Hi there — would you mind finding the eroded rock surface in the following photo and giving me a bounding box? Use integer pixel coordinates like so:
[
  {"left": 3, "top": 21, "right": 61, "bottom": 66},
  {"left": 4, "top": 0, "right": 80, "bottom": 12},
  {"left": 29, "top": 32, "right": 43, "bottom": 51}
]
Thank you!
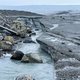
[{"left": 21, "top": 53, "right": 43, "bottom": 63}]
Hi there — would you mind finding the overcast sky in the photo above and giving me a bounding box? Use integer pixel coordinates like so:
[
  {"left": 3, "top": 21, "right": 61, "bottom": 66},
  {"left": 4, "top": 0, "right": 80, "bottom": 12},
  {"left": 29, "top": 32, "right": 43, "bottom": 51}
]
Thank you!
[{"left": 0, "top": 0, "right": 80, "bottom": 5}]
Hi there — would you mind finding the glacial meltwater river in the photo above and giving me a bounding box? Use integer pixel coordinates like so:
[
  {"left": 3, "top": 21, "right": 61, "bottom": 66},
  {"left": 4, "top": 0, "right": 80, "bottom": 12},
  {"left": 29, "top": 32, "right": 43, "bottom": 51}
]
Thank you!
[{"left": 0, "top": 30, "right": 55, "bottom": 80}]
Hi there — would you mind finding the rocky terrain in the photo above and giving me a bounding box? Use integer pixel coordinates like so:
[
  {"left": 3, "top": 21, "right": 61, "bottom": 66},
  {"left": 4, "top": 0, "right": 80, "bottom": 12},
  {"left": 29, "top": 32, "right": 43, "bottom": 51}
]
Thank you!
[
  {"left": 37, "top": 11, "right": 80, "bottom": 80},
  {"left": 1, "top": 10, "right": 80, "bottom": 80},
  {"left": 0, "top": 10, "right": 47, "bottom": 80}
]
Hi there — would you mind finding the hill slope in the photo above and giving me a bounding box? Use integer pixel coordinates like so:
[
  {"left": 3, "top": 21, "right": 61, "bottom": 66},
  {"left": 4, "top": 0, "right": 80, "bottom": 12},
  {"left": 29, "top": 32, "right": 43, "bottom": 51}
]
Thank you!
[{"left": 0, "top": 10, "right": 43, "bottom": 16}]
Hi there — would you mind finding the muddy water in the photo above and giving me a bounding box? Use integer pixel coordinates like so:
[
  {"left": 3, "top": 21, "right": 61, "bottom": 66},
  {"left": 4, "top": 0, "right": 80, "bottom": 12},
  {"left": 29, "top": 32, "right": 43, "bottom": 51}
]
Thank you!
[{"left": 0, "top": 30, "right": 55, "bottom": 80}]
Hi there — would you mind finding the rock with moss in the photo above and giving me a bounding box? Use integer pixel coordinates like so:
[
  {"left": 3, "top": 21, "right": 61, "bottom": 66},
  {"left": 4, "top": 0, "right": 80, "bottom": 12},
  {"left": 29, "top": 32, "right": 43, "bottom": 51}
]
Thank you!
[
  {"left": 11, "top": 19, "right": 28, "bottom": 37},
  {"left": 4, "top": 36, "right": 14, "bottom": 44},
  {"left": 0, "top": 41, "right": 12, "bottom": 51}
]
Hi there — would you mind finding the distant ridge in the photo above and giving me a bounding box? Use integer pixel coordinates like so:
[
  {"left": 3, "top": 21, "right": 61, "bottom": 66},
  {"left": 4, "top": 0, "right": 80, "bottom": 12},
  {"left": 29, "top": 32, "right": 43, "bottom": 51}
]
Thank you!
[{"left": 0, "top": 10, "right": 43, "bottom": 16}]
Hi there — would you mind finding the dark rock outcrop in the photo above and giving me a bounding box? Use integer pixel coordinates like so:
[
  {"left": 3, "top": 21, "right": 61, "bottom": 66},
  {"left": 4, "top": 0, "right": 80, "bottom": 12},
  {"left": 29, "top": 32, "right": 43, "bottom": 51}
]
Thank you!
[
  {"left": 21, "top": 54, "right": 29, "bottom": 63},
  {"left": 11, "top": 51, "right": 24, "bottom": 60}
]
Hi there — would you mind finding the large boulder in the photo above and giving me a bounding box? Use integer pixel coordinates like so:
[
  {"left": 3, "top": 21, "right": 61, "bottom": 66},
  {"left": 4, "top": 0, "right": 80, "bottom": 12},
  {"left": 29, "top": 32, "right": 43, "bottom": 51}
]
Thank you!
[
  {"left": 21, "top": 53, "right": 43, "bottom": 63},
  {"left": 11, "top": 51, "right": 24, "bottom": 60},
  {"left": 15, "top": 74, "right": 34, "bottom": 80},
  {"left": 4, "top": 36, "right": 14, "bottom": 44},
  {"left": 0, "top": 41, "right": 12, "bottom": 51},
  {"left": 11, "top": 19, "right": 28, "bottom": 38}
]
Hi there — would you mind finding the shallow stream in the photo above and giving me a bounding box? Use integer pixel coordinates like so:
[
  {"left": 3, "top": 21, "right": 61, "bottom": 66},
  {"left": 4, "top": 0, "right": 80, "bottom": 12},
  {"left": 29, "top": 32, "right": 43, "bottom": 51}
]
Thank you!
[{"left": 0, "top": 30, "right": 55, "bottom": 80}]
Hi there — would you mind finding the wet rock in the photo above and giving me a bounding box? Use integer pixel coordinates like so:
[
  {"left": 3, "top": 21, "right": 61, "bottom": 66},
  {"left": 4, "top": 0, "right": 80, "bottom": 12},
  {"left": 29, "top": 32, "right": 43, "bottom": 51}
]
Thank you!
[
  {"left": 0, "top": 41, "right": 12, "bottom": 51},
  {"left": 21, "top": 55, "right": 29, "bottom": 63},
  {"left": 21, "top": 53, "right": 43, "bottom": 63},
  {"left": 19, "top": 30, "right": 27, "bottom": 38},
  {"left": 55, "top": 58, "right": 80, "bottom": 70},
  {"left": 51, "top": 23, "right": 80, "bottom": 38},
  {"left": 15, "top": 74, "right": 34, "bottom": 80},
  {"left": 11, "top": 19, "right": 27, "bottom": 38},
  {"left": 11, "top": 51, "right": 24, "bottom": 60},
  {"left": 56, "top": 67, "right": 80, "bottom": 80},
  {"left": 23, "top": 37, "right": 35, "bottom": 43},
  {"left": 37, "top": 33, "right": 80, "bottom": 61},
  {"left": 4, "top": 36, "right": 14, "bottom": 44}
]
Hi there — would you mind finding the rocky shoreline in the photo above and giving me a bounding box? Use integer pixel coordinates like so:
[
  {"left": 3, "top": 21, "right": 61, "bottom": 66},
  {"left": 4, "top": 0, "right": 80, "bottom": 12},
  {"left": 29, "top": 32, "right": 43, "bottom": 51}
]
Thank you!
[
  {"left": 0, "top": 11, "right": 45, "bottom": 80},
  {"left": 1, "top": 10, "right": 80, "bottom": 80},
  {"left": 37, "top": 11, "right": 80, "bottom": 80},
  {"left": 37, "top": 32, "right": 80, "bottom": 79}
]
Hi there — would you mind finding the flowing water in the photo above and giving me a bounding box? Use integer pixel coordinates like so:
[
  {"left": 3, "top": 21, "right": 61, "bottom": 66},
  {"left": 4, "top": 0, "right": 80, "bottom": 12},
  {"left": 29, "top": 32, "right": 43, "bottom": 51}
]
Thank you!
[{"left": 0, "top": 30, "right": 55, "bottom": 80}]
